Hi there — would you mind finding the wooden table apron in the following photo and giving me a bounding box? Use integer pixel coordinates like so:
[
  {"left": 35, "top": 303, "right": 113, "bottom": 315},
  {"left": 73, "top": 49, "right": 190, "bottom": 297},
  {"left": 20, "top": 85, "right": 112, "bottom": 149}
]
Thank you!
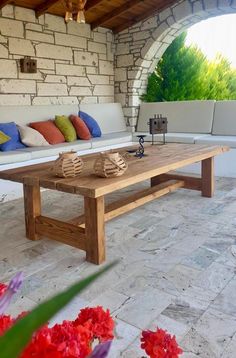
[{"left": 0, "top": 144, "right": 229, "bottom": 265}]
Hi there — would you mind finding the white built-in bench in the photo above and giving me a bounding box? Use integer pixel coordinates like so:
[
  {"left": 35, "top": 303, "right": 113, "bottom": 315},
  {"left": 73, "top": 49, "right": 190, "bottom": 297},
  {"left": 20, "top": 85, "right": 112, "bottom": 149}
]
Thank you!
[
  {"left": 0, "top": 103, "right": 133, "bottom": 201},
  {"left": 135, "top": 100, "right": 236, "bottom": 178}
]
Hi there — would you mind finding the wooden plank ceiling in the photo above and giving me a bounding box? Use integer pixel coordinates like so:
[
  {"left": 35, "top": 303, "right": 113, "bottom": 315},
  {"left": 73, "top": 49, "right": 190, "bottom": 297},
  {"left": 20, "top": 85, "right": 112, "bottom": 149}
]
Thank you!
[{"left": 0, "top": 0, "right": 178, "bottom": 33}]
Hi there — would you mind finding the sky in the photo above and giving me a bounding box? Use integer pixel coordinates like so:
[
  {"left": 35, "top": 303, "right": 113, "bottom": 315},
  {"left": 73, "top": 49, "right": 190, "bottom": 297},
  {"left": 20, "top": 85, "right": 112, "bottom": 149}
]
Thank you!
[{"left": 185, "top": 14, "right": 236, "bottom": 68}]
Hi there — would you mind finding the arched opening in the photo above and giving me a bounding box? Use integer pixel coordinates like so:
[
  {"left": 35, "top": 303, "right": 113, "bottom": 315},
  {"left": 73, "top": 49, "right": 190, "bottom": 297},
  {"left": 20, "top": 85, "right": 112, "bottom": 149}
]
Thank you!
[{"left": 114, "top": 0, "right": 236, "bottom": 128}]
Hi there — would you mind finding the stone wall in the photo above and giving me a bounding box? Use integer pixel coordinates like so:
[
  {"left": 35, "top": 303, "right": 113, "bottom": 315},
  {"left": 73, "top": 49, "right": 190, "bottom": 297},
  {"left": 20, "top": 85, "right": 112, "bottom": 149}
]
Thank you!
[
  {"left": 0, "top": 5, "right": 114, "bottom": 106},
  {"left": 114, "top": 0, "right": 236, "bottom": 128}
]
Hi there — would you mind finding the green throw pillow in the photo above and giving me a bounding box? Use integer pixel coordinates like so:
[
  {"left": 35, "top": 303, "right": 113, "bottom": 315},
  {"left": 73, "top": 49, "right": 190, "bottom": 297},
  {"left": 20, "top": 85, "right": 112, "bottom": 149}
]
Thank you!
[
  {"left": 54, "top": 115, "right": 77, "bottom": 142},
  {"left": 0, "top": 130, "right": 11, "bottom": 145}
]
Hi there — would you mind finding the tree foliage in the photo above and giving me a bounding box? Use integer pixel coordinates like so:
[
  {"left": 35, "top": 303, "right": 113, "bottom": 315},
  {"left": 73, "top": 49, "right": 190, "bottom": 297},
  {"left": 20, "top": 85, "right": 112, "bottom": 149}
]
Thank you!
[{"left": 141, "top": 32, "right": 236, "bottom": 102}]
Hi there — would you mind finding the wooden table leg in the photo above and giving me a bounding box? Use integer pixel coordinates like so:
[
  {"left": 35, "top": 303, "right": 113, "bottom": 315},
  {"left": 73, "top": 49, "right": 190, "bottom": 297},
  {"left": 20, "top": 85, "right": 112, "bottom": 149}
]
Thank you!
[
  {"left": 84, "top": 196, "right": 105, "bottom": 265},
  {"left": 23, "top": 183, "right": 41, "bottom": 240},
  {"left": 202, "top": 157, "right": 214, "bottom": 197}
]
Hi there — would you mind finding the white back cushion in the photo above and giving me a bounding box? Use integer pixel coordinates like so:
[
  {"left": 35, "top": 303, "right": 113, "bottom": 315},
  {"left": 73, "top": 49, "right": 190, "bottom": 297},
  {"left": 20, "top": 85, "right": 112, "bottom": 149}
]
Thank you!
[
  {"left": 137, "top": 101, "right": 215, "bottom": 134},
  {"left": 80, "top": 103, "right": 127, "bottom": 134},
  {"left": 213, "top": 101, "right": 236, "bottom": 135},
  {"left": 0, "top": 105, "right": 79, "bottom": 125}
]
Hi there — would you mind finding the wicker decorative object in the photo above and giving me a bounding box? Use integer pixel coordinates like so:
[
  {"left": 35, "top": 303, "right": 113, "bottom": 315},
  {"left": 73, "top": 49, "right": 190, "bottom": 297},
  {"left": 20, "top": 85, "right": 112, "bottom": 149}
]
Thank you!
[
  {"left": 53, "top": 151, "right": 84, "bottom": 178},
  {"left": 94, "top": 152, "right": 128, "bottom": 178}
]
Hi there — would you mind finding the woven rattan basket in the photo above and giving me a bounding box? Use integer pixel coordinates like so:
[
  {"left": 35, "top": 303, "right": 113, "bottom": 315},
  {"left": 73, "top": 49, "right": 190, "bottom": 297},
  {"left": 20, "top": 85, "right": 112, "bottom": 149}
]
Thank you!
[
  {"left": 53, "top": 151, "right": 84, "bottom": 178},
  {"left": 94, "top": 152, "right": 128, "bottom": 178}
]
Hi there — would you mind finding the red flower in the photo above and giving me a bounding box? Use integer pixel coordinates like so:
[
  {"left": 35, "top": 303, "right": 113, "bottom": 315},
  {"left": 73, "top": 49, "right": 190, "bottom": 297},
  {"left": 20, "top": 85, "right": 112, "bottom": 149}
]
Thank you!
[
  {"left": 141, "top": 328, "right": 183, "bottom": 358},
  {"left": 0, "top": 315, "right": 14, "bottom": 335},
  {"left": 21, "top": 321, "right": 92, "bottom": 358},
  {"left": 0, "top": 283, "right": 7, "bottom": 297},
  {"left": 74, "top": 306, "right": 114, "bottom": 342}
]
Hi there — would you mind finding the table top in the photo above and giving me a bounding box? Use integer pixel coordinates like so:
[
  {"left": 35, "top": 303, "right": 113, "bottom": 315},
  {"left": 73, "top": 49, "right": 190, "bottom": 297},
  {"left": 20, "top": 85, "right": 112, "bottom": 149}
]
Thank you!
[{"left": 0, "top": 144, "right": 229, "bottom": 198}]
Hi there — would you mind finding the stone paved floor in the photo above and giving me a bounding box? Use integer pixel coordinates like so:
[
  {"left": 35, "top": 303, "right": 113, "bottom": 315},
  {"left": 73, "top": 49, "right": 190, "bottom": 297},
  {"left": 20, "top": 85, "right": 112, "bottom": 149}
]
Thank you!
[{"left": 1, "top": 177, "right": 236, "bottom": 357}]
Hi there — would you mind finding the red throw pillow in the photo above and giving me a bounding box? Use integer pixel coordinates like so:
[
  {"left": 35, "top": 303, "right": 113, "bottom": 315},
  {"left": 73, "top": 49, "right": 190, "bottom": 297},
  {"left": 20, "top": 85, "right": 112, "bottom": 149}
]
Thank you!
[
  {"left": 70, "top": 115, "right": 91, "bottom": 140},
  {"left": 30, "top": 120, "right": 65, "bottom": 145}
]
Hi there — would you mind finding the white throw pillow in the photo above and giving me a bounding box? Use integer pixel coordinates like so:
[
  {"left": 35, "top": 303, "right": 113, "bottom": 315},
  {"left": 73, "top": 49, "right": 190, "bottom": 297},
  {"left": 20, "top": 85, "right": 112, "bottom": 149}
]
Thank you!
[{"left": 18, "top": 125, "right": 50, "bottom": 147}]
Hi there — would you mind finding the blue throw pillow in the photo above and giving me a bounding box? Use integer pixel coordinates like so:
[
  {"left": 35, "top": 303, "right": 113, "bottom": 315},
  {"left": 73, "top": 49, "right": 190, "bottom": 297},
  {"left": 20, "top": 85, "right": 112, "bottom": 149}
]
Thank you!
[
  {"left": 0, "top": 122, "right": 26, "bottom": 151},
  {"left": 79, "top": 111, "right": 101, "bottom": 138}
]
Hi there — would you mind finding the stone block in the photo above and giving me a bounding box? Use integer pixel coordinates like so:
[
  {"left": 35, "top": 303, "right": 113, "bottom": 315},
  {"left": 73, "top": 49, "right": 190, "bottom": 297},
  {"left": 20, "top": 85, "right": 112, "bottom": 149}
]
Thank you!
[
  {"left": 37, "top": 58, "right": 55, "bottom": 70},
  {"left": 159, "top": 8, "right": 172, "bottom": 22},
  {"left": 0, "top": 79, "right": 36, "bottom": 94},
  {"left": 115, "top": 68, "right": 127, "bottom": 81},
  {"left": 0, "top": 18, "right": 24, "bottom": 38},
  {"left": 116, "top": 43, "right": 130, "bottom": 55},
  {"left": 0, "top": 44, "right": 8, "bottom": 58},
  {"left": 32, "top": 96, "right": 79, "bottom": 105},
  {"left": 19, "top": 72, "right": 44, "bottom": 80},
  {"left": 74, "top": 51, "right": 98, "bottom": 66},
  {"left": 99, "top": 60, "right": 113, "bottom": 75},
  {"left": 117, "top": 54, "right": 134, "bottom": 67},
  {"left": 0, "top": 59, "right": 17, "bottom": 78},
  {"left": 88, "top": 75, "right": 109, "bottom": 84},
  {"left": 141, "top": 16, "right": 158, "bottom": 30},
  {"left": 152, "top": 22, "right": 170, "bottom": 42},
  {"left": 69, "top": 86, "right": 92, "bottom": 96},
  {"left": 133, "top": 31, "right": 150, "bottom": 42},
  {"left": 15, "top": 7, "right": 36, "bottom": 22},
  {"left": 0, "top": 35, "right": 7, "bottom": 44},
  {"left": 93, "top": 32, "right": 107, "bottom": 43},
  {"left": 172, "top": 1, "right": 192, "bottom": 22},
  {"left": 1, "top": 5, "right": 14, "bottom": 18},
  {"left": 93, "top": 85, "right": 114, "bottom": 96},
  {"left": 56, "top": 63, "right": 84, "bottom": 76},
  {"left": 45, "top": 14, "right": 66, "bottom": 33},
  {"left": 9, "top": 38, "right": 35, "bottom": 56},
  {"left": 0, "top": 94, "right": 31, "bottom": 105},
  {"left": 88, "top": 41, "right": 106, "bottom": 54},
  {"left": 25, "top": 23, "right": 43, "bottom": 32},
  {"left": 98, "top": 96, "right": 114, "bottom": 103},
  {"left": 120, "top": 82, "right": 128, "bottom": 93},
  {"left": 37, "top": 83, "right": 68, "bottom": 96},
  {"left": 86, "top": 67, "right": 98, "bottom": 74},
  {"left": 114, "top": 93, "right": 126, "bottom": 106},
  {"left": 26, "top": 30, "right": 54, "bottom": 44},
  {"left": 80, "top": 96, "right": 98, "bottom": 104},
  {"left": 36, "top": 43, "right": 73, "bottom": 61},
  {"left": 55, "top": 33, "right": 87, "bottom": 49},
  {"left": 67, "top": 76, "right": 91, "bottom": 86},
  {"left": 67, "top": 22, "right": 91, "bottom": 38},
  {"left": 45, "top": 75, "right": 66, "bottom": 83}
]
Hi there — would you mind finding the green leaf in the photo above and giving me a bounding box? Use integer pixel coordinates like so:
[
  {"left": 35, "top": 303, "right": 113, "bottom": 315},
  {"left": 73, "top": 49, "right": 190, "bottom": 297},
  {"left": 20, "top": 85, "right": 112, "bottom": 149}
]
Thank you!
[{"left": 0, "top": 261, "right": 117, "bottom": 358}]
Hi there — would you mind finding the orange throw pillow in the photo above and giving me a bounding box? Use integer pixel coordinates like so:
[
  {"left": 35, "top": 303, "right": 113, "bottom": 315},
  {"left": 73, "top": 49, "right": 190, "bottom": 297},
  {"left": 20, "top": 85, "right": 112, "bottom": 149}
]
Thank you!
[
  {"left": 70, "top": 115, "right": 91, "bottom": 140},
  {"left": 30, "top": 120, "right": 65, "bottom": 145}
]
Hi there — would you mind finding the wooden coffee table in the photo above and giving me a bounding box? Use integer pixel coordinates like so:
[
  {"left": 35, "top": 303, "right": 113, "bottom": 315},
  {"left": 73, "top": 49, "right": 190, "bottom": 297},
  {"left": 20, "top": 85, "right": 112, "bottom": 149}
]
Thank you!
[{"left": 0, "top": 144, "right": 229, "bottom": 265}]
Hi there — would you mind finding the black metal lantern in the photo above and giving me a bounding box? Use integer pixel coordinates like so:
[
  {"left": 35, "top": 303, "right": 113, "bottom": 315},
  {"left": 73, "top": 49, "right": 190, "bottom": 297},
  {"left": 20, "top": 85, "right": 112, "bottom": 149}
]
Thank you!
[{"left": 148, "top": 114, "right": 168, "bottom": 145}]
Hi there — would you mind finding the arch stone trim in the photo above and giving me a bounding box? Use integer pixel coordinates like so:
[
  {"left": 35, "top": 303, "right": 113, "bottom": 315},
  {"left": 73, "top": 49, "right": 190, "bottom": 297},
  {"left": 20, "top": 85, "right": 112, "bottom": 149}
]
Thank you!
[{"left": 114, "top": 0, "right": 236, "bottom": 129}]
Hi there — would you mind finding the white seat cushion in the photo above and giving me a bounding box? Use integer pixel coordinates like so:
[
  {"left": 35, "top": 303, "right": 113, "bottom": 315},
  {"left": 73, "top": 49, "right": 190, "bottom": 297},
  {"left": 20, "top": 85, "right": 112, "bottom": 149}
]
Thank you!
[
  {"left": 137, "top": 101, "right": 215, "bottom": 133},
  {"left": 212, "top": 101, "right": 236, "bottom": 135},
  {"left": 134, "top": 132, "right": 208, "bottom": 144},
  {"left": 80, "top": 103, "right": 127, "bottom": 134},
  {"left": 0, "top": 151, "right": 32, "bottom": 165},
  {"left": 21, "top": 140, "right": 92, "bottom": 159},
  {"left": 92, "top": 132, "right": 132, "bottom": 149},
  {"left": 195, "top": 134, "right": 236, "bottom": 148}
]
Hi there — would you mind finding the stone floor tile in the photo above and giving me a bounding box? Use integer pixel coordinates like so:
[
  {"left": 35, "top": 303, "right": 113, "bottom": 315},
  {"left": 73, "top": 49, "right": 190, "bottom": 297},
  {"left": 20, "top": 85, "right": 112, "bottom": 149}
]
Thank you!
[
  {"left": 115, "top": 287, "right": 174, "bottom": 329},
  {"left": 181, "top": 246, "right": 220, "bottom": 270},
  {"left": 194, "top": 307, "right": 236, "bottom": 356},
  {"left": 180, "top": 327, "right": 217, "bottom": 358}
]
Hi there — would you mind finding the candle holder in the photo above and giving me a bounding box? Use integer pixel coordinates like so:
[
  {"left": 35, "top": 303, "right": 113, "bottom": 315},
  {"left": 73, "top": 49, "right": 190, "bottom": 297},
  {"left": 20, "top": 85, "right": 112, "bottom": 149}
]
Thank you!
[{"left": 135, "top": 135, "right": 146, "bottom": 158}]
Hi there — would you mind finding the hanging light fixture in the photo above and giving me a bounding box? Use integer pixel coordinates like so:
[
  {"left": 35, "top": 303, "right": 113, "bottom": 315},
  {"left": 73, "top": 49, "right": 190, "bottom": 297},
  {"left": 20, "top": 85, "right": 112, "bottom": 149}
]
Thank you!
[
  {"left": 77, "top": 0, "right": 86, "bottom": 24},
  {"left": 65, "top": 0, "right": 73, "bottom": 23}
]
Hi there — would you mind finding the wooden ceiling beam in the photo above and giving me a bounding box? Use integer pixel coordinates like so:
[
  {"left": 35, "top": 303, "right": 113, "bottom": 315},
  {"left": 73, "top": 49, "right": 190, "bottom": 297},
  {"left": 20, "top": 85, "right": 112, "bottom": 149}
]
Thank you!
[
  {"left": 113, "top": 0, "right": 178, "bottom": 33},
  {"left": 0, "top": 0, "right": 11, "bottom": 10},
  {"left": 91, "top": 0, "right": 144, "bottom": 30},
  {"left": 85, "top": 0, "right": 104, "bottom": 11},
  {"left": 35, "top": 0, "right": 60, "bottom": 18}
]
